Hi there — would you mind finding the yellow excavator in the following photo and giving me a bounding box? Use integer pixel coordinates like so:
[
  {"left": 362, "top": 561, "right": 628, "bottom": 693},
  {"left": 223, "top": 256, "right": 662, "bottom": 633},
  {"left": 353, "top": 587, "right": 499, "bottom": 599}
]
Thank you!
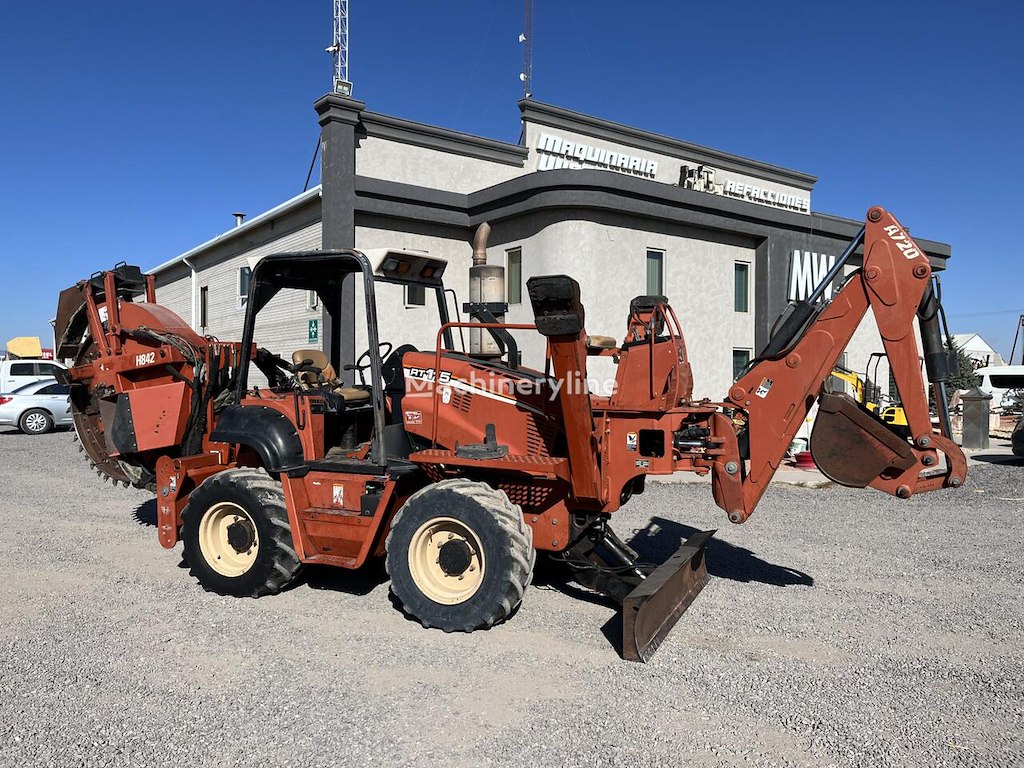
[{"left": 830, "top": 353, "right": 909, "bottom": 428}]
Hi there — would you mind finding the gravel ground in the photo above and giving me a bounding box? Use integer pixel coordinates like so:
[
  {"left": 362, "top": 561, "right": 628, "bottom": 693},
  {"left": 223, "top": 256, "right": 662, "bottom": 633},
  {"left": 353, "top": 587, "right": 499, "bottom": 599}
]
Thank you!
[{"left": 0, "top": 429, "right": 1021, "bottom": 768}]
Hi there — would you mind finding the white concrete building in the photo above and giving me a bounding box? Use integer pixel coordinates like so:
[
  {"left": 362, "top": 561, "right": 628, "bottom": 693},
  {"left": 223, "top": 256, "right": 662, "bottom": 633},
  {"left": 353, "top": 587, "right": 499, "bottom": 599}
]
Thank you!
[{"left": 148, "top": 97, "right": 952, "bottom": 398}]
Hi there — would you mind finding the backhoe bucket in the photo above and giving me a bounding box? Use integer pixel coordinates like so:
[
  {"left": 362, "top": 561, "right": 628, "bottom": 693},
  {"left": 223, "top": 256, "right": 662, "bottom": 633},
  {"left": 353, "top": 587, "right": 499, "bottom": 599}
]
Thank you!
[
  {"left": 811, "top": 392, "right": 916, "bottom": 487},
  {"left": 622, "top": 529, "right": 713, "bottom": 662}
]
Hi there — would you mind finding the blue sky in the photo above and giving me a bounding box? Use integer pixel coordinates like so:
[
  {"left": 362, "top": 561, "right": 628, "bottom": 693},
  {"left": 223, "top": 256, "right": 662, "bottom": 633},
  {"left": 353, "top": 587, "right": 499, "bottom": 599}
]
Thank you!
[{"left": 1, "top": 1, "right": 1021, "bottom": 359}]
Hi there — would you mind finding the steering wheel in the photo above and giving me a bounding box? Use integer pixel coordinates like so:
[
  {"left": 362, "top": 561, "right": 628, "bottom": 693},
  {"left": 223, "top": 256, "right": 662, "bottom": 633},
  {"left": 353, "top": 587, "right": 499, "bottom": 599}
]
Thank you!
[
  {"left": 346, "top": 342, "right": 394, "bottom": 385},
  {"left": 254, "top": 347, "right": 302, "bottom": 389}
]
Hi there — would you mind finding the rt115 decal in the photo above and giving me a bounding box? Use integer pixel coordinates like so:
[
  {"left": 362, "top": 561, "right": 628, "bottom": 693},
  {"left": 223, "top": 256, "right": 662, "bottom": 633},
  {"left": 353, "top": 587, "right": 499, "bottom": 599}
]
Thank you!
[{"left": 404, "top": 366, "right": 452, "bottom": 384}]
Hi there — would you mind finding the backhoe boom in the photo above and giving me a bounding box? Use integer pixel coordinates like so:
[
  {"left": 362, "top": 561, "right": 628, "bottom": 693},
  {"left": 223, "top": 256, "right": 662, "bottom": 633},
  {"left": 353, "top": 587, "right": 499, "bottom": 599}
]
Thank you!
[{"left": 711, "top": 206, "right": 967, "bottom": 522}]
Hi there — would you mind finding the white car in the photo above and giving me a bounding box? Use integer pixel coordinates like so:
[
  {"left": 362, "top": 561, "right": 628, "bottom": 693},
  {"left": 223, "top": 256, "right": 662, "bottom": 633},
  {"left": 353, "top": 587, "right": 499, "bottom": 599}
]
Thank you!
[
  {"left": 0, "top": 359, "right": 67, "bottom": 394},
  {"left": 0, "top": 379, "right": 73, "bottom": 434}
]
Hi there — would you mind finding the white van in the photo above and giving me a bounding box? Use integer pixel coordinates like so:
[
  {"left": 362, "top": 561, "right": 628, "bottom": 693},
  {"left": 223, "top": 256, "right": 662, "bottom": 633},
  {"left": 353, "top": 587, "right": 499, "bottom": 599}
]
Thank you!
[
  {"left": 0, "top": 359, "right": 67, "bottom": 393},
  {"left": 973, "top": 365, "right": 1024, "bottom": 410}
]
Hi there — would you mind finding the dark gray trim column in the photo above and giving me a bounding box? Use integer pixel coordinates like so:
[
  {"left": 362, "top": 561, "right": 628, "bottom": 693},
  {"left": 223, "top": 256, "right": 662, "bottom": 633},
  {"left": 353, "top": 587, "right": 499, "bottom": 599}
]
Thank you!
[
  {"left": 753, "top": 238, "right": 772, "bottom": 354},
  {"left": 315, "top": 93, "right": 364, "bottom": 383}
]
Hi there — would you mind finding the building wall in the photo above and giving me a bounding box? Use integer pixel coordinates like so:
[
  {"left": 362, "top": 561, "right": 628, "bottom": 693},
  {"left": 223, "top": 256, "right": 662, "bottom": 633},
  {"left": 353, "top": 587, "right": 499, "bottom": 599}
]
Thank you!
[
  {"left": 155, "top": 222, "right": 322, "bottom": 387},
  {"left": 149, "top": 201, "right": 934, "bottom": 410},
  {"left": 235, "top": 222, "right": 323, "bottom": 367},
  {"left": 491, "top": 210, "right": 757, "bottom": 398},
  {"left": 353, "top": 219, "right": 473, "bottom": 356},
  {"left": 153, "top": 262, "right": 193, "bottom": 325},
  {"left": 147, "top": 101, "right": 949, "bottom": 423},
  {"left": 357, "top": 137, "right": 524, "bottom": 194}
]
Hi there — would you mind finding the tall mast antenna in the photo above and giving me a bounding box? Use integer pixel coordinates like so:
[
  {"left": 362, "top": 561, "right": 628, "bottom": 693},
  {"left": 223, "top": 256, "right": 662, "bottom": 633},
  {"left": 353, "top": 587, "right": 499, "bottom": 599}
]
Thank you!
[
  {"left": 327, "top": 0, "right": 352, "bottom": 96},
  {"left": 520, "top": 0, "right": 533, "bottom": 98}
]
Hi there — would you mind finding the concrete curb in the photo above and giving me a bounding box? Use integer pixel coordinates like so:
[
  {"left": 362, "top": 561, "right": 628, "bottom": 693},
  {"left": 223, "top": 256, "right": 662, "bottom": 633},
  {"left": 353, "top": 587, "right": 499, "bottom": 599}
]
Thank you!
[{"left": 649, "top": 467, "right": 832, "bottom": 489}]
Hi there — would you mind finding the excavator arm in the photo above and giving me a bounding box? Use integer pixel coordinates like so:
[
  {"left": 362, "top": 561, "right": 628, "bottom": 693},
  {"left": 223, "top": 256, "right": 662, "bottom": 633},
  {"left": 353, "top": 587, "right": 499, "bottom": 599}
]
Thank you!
[{"left": 711, "top": 206, "right": 967, "bottom": 522}]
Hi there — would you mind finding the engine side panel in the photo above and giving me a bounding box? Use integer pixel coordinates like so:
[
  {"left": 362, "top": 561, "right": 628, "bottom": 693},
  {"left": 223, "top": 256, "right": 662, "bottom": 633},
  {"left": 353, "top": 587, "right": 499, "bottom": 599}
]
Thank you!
[{"left": 398, "top": 351, "right": 562, "bottom": 456}]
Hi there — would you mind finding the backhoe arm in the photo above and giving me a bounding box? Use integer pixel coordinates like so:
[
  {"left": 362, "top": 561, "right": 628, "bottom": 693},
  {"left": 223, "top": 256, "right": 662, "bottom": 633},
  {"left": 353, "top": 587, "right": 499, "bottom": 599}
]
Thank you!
[{"left": 711, "top": 206, "right": 967, "bottom": 523}]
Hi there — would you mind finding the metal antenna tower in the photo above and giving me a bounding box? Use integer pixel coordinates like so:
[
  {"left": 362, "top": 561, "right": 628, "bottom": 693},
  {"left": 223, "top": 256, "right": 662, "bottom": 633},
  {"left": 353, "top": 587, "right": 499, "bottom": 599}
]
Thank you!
[
  {"left": 519, "top": 0, "right": 533, "bottom": 98},
  {"left": 327, "top": 0, "right": 352, "bottom": 96}
]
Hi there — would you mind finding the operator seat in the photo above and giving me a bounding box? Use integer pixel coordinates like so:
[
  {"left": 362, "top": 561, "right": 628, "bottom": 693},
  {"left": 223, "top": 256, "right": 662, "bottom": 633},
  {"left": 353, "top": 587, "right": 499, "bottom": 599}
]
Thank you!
[{"left": 291, "top": 349, "right": 370, "bottom": 403}]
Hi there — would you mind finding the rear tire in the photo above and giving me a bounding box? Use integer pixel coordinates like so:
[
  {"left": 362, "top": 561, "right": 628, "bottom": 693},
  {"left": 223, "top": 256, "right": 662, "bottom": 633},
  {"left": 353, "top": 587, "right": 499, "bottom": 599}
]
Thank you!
[
  {"left": 181, "top": 468, "right": 303, "bottom": 597},
  {"left": 386, "top": 478, "right": 534, "bottom": 632},
  {"left": 20, "top": 409, "right": 53, "bottom": 435}
]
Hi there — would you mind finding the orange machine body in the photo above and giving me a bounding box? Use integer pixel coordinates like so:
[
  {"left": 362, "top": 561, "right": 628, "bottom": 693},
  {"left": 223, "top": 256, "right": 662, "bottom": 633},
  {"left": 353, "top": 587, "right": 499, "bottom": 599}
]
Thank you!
[{"left": 60, "top": 209, "right": 966, "bottom": 603}]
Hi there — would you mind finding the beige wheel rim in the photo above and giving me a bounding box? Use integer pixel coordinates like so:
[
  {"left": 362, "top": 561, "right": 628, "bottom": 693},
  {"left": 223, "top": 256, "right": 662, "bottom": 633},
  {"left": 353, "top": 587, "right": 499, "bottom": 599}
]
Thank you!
[
  {"left": 199, "top": 501, "right": 259, "bottom": 577},
  {"left": 408, "top": 517, "right": 485, "bottom": 605}
]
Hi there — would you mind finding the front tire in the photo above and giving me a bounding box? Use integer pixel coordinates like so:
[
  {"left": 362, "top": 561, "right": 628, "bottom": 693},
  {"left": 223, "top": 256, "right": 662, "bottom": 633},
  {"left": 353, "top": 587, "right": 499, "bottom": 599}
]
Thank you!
[
  {"left": 386, "top": 478, "right": 534, "bottom": 632},
  {"left": 181, "top": 468, "right": 303, "bottom": 597},
  {"left": 20, "top": 409, "right": 53, "bottom": 435}
]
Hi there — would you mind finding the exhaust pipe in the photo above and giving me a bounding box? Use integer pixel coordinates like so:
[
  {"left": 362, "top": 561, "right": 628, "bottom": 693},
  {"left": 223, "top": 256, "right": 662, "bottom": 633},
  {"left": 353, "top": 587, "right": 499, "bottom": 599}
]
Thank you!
[
  {"left": 468, "top": 222, "right": 505, "bottom": 357},
  {"left": 472, "top": 221, "right": 491, "bottom": 266}
]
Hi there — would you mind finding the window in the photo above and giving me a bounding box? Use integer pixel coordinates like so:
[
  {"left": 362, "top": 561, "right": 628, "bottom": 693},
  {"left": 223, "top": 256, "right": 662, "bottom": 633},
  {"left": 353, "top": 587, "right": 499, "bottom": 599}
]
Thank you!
[
  {"left": 990, "top": 375, "right": 1024, "bottom": 389},
  {"left": 646, "top": 249, "right": 664, "bottom": 295},
  {"left": 199, "top": 286, "right": 209, "bottom": 329},
  {"left": 238, "top": 267, "right": 251, "bottom": 309},
  {"left": 9, "top": 363, "right": 32, "bottom": 376},
  {"left": 506, "top": 248, "right": 522, "bottom": 304},
  {"left": 37, "top": 363, "right": 57, "bottom": 377},
  {"left": 732, "top": 349, "right": 751, "bottom": 380},
  {"left": 405, "top": 284, "right": 426, "bottom": 307},
  {"left": 38, "top": 383, "right": 69, "bottom": 395},
  {"left": 734, "top": 262, "right": 749, "bottom": 313}
]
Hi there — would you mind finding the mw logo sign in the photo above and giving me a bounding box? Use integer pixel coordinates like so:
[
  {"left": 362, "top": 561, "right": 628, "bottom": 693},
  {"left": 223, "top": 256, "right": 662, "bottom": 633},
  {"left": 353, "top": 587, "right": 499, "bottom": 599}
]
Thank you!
[{"left": 788, "top": 249, "right": 836, "bottom": 301}]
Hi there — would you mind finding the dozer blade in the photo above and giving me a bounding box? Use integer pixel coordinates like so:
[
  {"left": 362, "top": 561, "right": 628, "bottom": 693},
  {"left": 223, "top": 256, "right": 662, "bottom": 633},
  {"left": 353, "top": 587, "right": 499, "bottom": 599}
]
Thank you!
[{"left": 622, "top": 529, "right": 714, "bottom": 662}]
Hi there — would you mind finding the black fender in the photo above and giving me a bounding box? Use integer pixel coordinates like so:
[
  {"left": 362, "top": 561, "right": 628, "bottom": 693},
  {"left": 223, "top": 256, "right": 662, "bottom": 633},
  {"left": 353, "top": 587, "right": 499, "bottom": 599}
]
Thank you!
[{"left": 210, "top": 405, "right": 305, "bottom": 473}]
